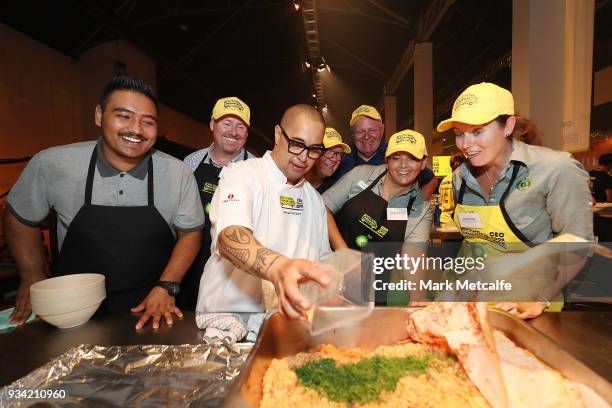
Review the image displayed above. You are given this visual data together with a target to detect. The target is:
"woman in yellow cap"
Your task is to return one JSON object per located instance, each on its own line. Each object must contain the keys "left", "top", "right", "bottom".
{"left": 323, "top": 129, "right": 433, "bottom": 304}
{"left": 437, "top": 82, "right": 593, "bottom": 318}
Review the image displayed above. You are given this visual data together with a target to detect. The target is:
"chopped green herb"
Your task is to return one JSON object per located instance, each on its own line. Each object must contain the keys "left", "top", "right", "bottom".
{"left": 294, "top": 355, "right": 430, "bottom": 404}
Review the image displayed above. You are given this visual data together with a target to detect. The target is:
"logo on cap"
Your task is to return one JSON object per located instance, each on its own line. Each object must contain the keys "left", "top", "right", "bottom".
{"left": 354, "top": 106, "right": 371, "bottom": 115}
{"left": 453, "top": 93, "right": 479, "bottom": 110}
{"left": 223, "top": 100, "right": 244, "bottom": 111}
{"left": 396, "top": 134, "right": 417, "bottom": 144}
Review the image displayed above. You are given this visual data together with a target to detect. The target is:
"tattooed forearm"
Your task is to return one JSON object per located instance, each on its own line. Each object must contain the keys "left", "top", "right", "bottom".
{"left": 254, "top": 247, "right": 283, "bottom": 276}
{"left": 218, "top": 239, "right": 249, "bottom": 267}
{"left": 223, "top": 227, "right": 251, "bottom": 244}
{"left": 218, "top": 226, "right": 285, "bottom": 279}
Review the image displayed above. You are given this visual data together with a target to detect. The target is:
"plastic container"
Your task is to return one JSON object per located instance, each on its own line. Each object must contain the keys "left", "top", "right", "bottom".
{"left": 299, "top": 248, "right": 374, "bottom": 336}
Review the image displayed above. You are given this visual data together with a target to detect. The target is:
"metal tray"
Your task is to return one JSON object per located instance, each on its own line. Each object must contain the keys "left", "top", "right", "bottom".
{"left": 223, "top": 308, "right": 612, "bottom": 407}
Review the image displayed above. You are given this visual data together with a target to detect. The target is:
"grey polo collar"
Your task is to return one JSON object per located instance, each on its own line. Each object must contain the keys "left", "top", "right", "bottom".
{"left": 96, "top": 137, "right": 151, "bottom": 180}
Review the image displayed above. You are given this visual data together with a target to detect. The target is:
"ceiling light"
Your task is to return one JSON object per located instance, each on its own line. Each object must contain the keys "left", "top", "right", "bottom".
{"left": 293, "top": 1, "right": 300, "bottom": 11}
{"left": 315, "top": 56, "right": 329, "bottom": 72}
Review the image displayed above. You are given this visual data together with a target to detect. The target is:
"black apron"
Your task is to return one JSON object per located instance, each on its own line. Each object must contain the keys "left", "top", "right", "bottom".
{"left": 177, "top": 150, "right": 248, "bottom": 310}
{"left": 57, "top": 148, "right": 175, "bottom": 313}
{"left": 334, "top": 170, "right": 416, "bottom": 304}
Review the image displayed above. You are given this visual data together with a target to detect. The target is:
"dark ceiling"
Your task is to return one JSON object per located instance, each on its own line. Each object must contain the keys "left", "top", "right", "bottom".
{"left": 1, "top": 0, "right": 611, "bottom": 153}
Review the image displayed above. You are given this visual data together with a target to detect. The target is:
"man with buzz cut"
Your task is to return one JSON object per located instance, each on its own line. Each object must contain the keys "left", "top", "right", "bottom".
{"left": 181, "top": 97, "right": 256, "bottom": 310}
{"left": 335, "top": 104, "right": 438, "bottom": 199}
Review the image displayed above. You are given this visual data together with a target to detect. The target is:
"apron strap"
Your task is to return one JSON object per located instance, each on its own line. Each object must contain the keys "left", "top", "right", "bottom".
{"left": 85, "top": 148, "right": 98, "bottom": 205}
{"left": 406, "top": 194, "right": 417, "bottom": 214}
{"left": 456, "top": 178, "right": 467, "bottom": 205}
{"left": 147, "top": 156, "right": 154, "bottom": 207}
{"left": 243, "top": 149, "right": 248, "bottom": 160}
{"left": 365, "top": 169, "right": 387, "bottom": 192}
{"left": 85, "top": 147, "right": 155, "bottom": 207}
{"left": 499, "top": 162, "right": 532, "bottom": 244}
{"left": 500, "top": 162, "right": 521, "bottom": 202}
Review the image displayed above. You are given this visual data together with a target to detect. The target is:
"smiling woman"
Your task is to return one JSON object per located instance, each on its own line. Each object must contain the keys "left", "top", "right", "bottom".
{"left": 323, "top": 129, "right": 433, "bottom": 305}
{"left": 436, "top": 82, "right": 594, "bottom": 319}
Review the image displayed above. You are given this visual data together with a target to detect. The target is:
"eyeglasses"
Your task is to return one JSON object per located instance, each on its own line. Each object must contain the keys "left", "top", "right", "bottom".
{"left": 279, "top": 126, "right": 326, "bottom": 159}
{"left": 323, "top": 150, "right": 344, "bottom": 160}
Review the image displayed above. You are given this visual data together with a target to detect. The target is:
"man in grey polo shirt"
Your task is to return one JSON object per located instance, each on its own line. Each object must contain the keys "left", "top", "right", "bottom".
{"left": 4, "top": 75, "right": 204, "bottom": 330}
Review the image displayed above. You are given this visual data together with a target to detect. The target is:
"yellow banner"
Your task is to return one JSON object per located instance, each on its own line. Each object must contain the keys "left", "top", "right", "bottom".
{"left": 432, "top": 156, "right": 452, "bottom": 176}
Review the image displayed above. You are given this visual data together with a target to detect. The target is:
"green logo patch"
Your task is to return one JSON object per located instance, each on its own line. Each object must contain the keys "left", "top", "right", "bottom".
{"left": 355, "top": 235, "right": 369, "bottom": 248}
{"left": 516, "top": 177, "right": 532, "bottom": 191}
{"left": 204, "top": 202, "right": 212, "bottom": 214}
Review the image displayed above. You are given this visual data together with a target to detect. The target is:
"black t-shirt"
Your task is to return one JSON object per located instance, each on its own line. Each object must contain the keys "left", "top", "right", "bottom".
{"left": 590, "top": 169, "right": 611, "bottom": 202}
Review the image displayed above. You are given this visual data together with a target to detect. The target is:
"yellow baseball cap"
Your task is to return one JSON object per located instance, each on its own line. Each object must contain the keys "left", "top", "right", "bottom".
{"left": 385, "top": 129, "right": 427, "bottom": 159}
{"left": 349, "top": 105, "right": 382, "bottom": 126}
{"left": 437, "top": 82, "right": 514, "bottom": 132}
{"left": 323, "top": 127, "right": 351, "bottom": 153}
{"left": 211, "top": 96, "right": 251, "bottom": 126}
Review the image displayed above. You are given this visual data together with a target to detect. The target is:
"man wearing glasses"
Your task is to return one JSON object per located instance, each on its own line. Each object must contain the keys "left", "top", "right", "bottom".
{"left": 335, "top": 105, "right": 437, "bottom": 199}
{"left": 305, "top": 127, "right": 351, "bottom": 194}
{"left": 196, "top": 104, "right": 336, "bottom": 319}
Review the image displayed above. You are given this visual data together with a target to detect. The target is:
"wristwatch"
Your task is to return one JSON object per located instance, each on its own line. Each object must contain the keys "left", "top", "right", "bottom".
{"left": 156, "top": 281, "right": 180, "bottom": 296}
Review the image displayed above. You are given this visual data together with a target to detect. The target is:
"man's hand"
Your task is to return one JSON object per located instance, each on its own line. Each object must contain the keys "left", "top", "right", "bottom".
{"left": 268, "top": 258, "right": 334, "bottom": 320}
{"left": 131, "top": 287, "right": 183, "bottom": 330}
{"left": 9, "top": 274, "right": 45, "bottom": 324}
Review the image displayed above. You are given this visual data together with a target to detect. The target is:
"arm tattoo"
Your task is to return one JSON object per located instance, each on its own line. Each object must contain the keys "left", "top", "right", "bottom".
{"left": 218, "top": 226, "right": 282, "bottom": 279}
{"left": 254, "top": 247, "right": 283, "bottom": 276}
{"left": 218, "top": 239, "right": 249, "bottom": 267}
{"left": 223, "top": 227, "right": 251, "bottom": 244}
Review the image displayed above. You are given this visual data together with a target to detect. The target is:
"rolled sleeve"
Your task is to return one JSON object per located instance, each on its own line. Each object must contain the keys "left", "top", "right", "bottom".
{"left": 210, "top": 165, "right": 253, "bottom": 233}
{"left": 546, "top": 157, "right": 594, "bottom": 241}
{"left": 7, "top": 151, "right": 51, "bottom": 225}
{"left": 172, "top": 169, "right": 205, "bottom": 232}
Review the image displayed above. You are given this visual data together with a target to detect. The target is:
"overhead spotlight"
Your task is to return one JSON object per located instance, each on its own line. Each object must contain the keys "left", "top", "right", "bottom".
{"left": 317, "top": 102, "right": 328, "bottom": 112}
{"left": 315, "top": 56, "right": 329, "bottom": 72}
{"left": 312, "top": 92, "right": 316, "bottom": 98}
{"left": 293, "top": 1, "right": 300, "bottom": 11}
{"left": 303, "top": 60, "right": 311, "bottom": 69}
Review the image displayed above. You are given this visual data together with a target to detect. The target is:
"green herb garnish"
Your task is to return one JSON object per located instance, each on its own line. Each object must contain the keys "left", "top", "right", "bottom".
{"left": 294, "top": 355, "right": 430, "bottom": 404}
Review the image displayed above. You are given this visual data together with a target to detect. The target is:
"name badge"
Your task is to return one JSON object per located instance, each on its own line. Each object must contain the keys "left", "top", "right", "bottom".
{"left": 387, "top": 208, "right": 408, "bottom": 221}
{"left": 357, "top": 180, "right": 368, "bottom": 190}
{"left": 457, "top": 212, "right": 483, "bottom": 229}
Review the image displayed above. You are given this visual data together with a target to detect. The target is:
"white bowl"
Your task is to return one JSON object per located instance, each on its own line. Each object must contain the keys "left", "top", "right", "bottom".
{"left": 36, "top": 303, "right": 102, "bottom": 329}
{"left": 30, "top": 274, "right": 106, "bottom": 328}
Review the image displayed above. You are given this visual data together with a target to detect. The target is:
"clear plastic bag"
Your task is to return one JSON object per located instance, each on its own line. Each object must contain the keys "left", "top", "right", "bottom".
{"left": 299, "top": 248, "right": 374, "bottom": 336}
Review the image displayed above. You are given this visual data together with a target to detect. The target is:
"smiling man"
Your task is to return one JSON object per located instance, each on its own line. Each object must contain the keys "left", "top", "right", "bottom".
{"left": 4, "top": 75, "right": 204, "bottom": 330}
{"left": 181, "top": 97, "right": 256, "bottom": 310}
{"left": 196, "top": 104, "right": 335, "bottom": 319}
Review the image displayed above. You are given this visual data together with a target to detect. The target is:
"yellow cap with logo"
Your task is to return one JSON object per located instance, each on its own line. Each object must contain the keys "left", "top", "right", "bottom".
{"left": 349, "top": 105, "right": 382, "bottom": 126}
{"left": 323, "top": 127, "right": 351, "bottom": 153}
{"left": 437, "top": 82, "right": 514, "bottom": 132}
{"left": 212, "top": 96, "right": 251, "bottom": 126}
{"left": 385, "top": 129, "right": 427, "bottom": 159}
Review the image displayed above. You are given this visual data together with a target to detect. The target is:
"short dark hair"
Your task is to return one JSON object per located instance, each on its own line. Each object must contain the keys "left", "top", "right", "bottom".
{"left": 99, "top": 75, "right": 158, "bottom": 113}
{"left": 600, "top": 153, "right": 612, "bottom": 167}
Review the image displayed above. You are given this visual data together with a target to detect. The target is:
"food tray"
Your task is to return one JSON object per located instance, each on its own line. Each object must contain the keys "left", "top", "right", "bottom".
{"left": 223, "top": 308, "right": 612, "bottom": 407}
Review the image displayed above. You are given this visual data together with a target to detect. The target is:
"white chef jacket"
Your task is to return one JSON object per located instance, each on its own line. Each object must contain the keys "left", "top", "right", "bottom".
{"left": 196, "top": 151, "right": 332, "bottom": 312}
